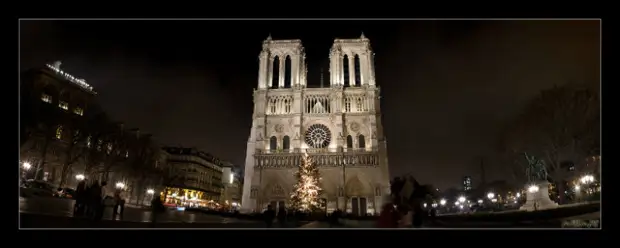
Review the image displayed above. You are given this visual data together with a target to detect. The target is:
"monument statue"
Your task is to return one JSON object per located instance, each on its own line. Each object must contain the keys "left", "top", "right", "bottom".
{"left": 520, "top": 152, "right": 558, "bottom": 211}
{"left": 524, "top": 152, "right": 548, "bottom": 183}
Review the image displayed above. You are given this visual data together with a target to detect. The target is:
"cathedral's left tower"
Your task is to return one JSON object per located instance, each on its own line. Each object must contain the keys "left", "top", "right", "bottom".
{"left": 241, "top": 36, "right": 306, "bottom": 213}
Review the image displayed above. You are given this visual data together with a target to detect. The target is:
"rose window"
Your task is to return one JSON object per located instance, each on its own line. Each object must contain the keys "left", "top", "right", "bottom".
{"left": 304, "top": 124, "right": 332, "bottom": 148}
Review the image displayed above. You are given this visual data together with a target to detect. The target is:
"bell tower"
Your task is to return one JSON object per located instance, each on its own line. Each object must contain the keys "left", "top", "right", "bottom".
{"left": 329, "top": 33, "right": 376, "bottom": 87}
{"left": 257, "top": 35, "right": 306, "bottom": 89}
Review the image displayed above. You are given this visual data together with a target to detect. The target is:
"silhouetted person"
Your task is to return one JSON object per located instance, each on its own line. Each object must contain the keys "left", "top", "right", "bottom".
{"left": 151, "top": 195, "right": 165, "bottom": 226}
{"left": 329, "top": 209, "right": 343, "bottom": 227}
{"left": 398, "top": 205, "right": 413, "bottom": 228}
{"left": 277, "top": 207, "right": 287, "bottom": 227}
{"left": 87, "top": 180, "right": 100, "bottom": 219}
{"left": 408, "top": 179, "right": 428, "bottom": 228}
{"left": 263, "top": 205, "right": 275, "bottom": 228}
{"left": 429, "top": 207, "right": 437, "bottom": 221}
{"left": 94, "top": 181, "right": 108, "bottom": 220}
{"left": 377, "top": 202, "right": 399, "bottom": 228}
{"left": 112, "top": 188, "right": 126, "bottom": 220}
{"left": 74, "top": 180, "right": 87, "bottom": 217}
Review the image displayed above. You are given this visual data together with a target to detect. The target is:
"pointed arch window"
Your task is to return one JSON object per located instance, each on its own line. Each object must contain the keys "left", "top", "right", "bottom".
{"left": 346, "top": 135, "right": 353, "bottom": 148}
{"left": 354, "top": 54, "right": 361, "bottom": 86}
{"left": 284, "top": 55, "right": 292, "bottom": 88}
{"left": 269, "top": 136, "right": 278, "bottom": 151}
{"left": 283, "top": 135, "right": 290, "bottom": 151}
{"left": 272, "top": 56, "right": 280, "bottom": 89}
{"left": 358, "top": 135, "right": 366, "bottom": 149}
{"left": 343, "top": 55, "right": 350, "bottom": 87}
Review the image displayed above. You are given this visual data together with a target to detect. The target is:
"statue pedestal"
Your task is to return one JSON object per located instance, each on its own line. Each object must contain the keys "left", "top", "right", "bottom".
{"left": 520, "top": 181, "right": 558, "bottom": 211}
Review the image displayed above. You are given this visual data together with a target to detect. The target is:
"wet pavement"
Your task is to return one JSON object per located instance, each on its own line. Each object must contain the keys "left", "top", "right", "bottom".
{"left": 19, "top": 196, "right": 262, "bottom": 227}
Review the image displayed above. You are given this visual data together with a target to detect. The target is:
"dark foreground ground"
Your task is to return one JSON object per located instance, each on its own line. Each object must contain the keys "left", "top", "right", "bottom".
{"left": 20, "top": 213, "right": 278, "bottom": 228}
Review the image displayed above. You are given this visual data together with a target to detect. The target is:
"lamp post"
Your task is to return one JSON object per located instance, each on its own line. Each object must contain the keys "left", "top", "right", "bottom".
{"left": 21, "top": 162, "right": 32, "bottom": 181}
{"left": 75, "top": 174, "right": 85, "bottom": 181}
{"left": 116, "top": 182, "right": 125, "bottom": 190}
{"left": 457, "top": 196, "right": 466, "bottom": 213}
{"left": 147, "top": 188, "right": 155, "bottom": 206}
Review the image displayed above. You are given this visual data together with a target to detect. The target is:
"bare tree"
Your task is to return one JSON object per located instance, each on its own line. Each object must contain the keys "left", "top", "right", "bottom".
{"left": 159, "top": 162, "right": 182, "bottom": 204}
{"left": 73, "top": 112, "right": 114, "bottom": 181}
{"left": 500, "top": 84, "right": 599, "bottom": 203}
{"left": 98, "top": 124, "right": 131, "bottom": 181}
{"left": 125, "top": 133, "right": 159, "bottom": 205}
{"left": 57, "top": 110, "right": 107, "bottom": 187}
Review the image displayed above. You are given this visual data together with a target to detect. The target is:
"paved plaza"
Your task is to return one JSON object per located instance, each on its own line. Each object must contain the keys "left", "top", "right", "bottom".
{"left": 19, "top": 197, "right": 266, "bottom": 228}
{"left": 19, "top": 197, "right": 600, "bottom": 228}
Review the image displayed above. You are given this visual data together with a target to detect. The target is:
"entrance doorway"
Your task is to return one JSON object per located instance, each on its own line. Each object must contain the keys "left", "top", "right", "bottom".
{"left": 269, "top": 200, "right": 286, "bottom": 210}
{"left": 351, "top": 197, "right": 367, "bottom": 216}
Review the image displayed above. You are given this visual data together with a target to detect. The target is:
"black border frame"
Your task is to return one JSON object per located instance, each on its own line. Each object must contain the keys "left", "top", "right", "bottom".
{"left": 12, "top": 7, "right": 611, "bottom": 244}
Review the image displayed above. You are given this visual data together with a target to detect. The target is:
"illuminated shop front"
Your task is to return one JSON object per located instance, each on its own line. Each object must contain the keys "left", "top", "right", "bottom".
{"left": 162, "top": 187, "right": 221, "bottom": 209}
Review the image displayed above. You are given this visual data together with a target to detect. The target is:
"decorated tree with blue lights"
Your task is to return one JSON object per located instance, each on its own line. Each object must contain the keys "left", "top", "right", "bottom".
{"left": 290, "top": 152, "right": 323, "bottom": 212}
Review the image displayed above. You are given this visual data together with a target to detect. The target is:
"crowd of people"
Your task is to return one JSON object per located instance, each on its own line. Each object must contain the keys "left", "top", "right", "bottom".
{"left": 73, "top": 179, "right": 126, "bottom": 221}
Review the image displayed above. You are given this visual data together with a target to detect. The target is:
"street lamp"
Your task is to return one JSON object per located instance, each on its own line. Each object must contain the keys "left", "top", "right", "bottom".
{"left": 22, "top": 162, "right": 32, "bottom": 170}
{"left": 458, "top": 196, "right": 466, "bottom": 203}
{"left": 580, "top": 175, "right": 594, "bottom": 184}
{"left": 574, "top": 185, "right": 581, "bottom": 191}
{"left": 147, "top": 189, "right": 155, "bottom": 195}
{"left": 477, "top": 199, "right": 483, "bottom": 204}
{"left": 75, "top": 174, "right": 85, "bottom": 181}
{"left": 439, "top": 199, "right": 446, "bottom": 206}
{"left": 116, "top": 182, "right": 125, "bottom": 190}
{"left": 487, "top": 192, "right": 495, "bottom": 200}
{"left": 528, "top": 185, "right": 539, "bottom": 193}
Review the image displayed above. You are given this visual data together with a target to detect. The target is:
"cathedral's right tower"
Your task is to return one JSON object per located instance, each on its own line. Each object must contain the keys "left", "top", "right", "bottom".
{"left": 329, "top": 33, "right": 390, "bottom": 206}
{"left": 241, "top": 34, "right": 390, "bottom": 215}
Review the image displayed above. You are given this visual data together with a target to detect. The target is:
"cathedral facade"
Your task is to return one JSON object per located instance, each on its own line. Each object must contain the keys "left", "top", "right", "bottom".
{"left": 241, "top": 35, "right": 390, "bottom": 215}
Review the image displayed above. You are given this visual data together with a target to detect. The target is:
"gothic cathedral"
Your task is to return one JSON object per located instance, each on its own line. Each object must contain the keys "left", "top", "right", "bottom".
{"left": 241, "top": 34, "right": 390, "bottom": 216}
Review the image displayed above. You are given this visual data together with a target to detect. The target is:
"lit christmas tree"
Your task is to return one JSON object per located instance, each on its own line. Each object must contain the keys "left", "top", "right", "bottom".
{"left": 290, "top": 151, "right": 323, "bottom": 212}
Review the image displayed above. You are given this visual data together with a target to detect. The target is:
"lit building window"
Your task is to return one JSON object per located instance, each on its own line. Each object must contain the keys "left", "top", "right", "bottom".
{"left": 58, "top": 101, "right": 69, "bottom": 110}
{"left": 74, "top": 107, "right": 84, "bottom": 116}
{"left": 41, "top": 93, "right": 52, "bottom": 103}
{"left": 55, "top": 126, "right": 63, "bottom": 140}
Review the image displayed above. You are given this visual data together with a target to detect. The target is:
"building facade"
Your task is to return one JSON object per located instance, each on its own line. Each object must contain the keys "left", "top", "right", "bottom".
{"left": 463, "top": 176, "right": 472, "bottom": 192}
{"left": 161, "top": 147, "right": 224, "bottom": 207}
{"left": 221, "top": 163, "right": 243, "bottom": 209}
{"left": 20, "top": 62, "right": 98, "bottom": 186}
{"left": 241, "top": 35, "right": 390, "bottom": 215}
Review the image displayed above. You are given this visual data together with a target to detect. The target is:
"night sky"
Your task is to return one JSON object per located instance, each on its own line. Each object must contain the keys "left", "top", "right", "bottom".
{"left": 20, "top": 20, "right": 600, "bottom": 190}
